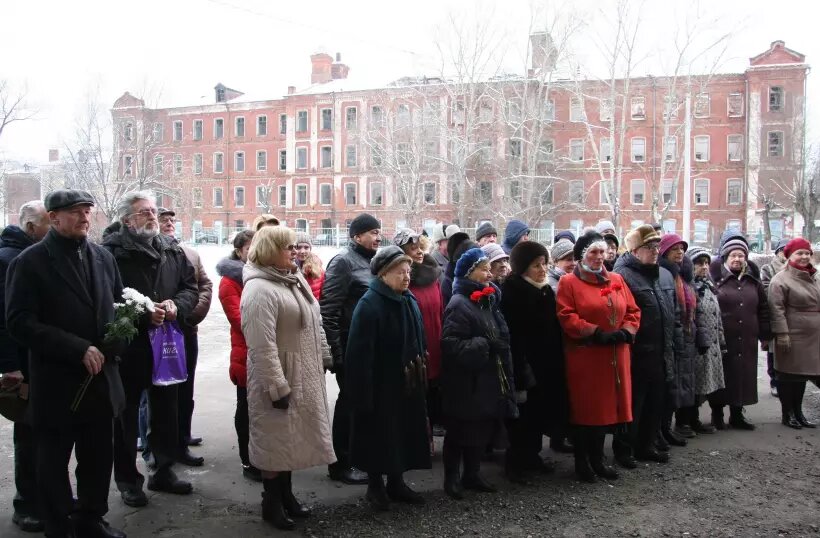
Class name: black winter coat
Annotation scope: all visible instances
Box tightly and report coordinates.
[320,242,375,370]
[103,229,198,384]
[345,277,431,474]
[0,226,35,378]
[500,274,568,437]
[441,260,456,306]
[6,230,125,427]
[659,256,697,408]
[441,278,516,422]
[614,253,681,384]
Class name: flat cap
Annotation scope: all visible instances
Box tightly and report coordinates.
[44,189,94,212]
[158,207,176,217]
[370,245,412,276]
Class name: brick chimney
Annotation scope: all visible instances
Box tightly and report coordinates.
[311,52,334,84]
[331,52,350,80]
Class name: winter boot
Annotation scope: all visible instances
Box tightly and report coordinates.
[365,474,390,511]
[588,432,618,480]
[462,446,496,492]
[572,431,597,483]
[443,443,465,500]
[711,406,727,430]
[262,477,295,530]
[386,474,424,505]
[280,472,310,518]
[729,406,755,430]
[794,382,816,428]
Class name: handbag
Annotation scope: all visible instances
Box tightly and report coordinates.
[149,321,188,386]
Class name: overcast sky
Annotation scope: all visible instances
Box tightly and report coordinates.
[2,0,819,163]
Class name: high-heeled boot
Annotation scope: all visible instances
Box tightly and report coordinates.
[261,476,295,530]
[794,381,816,428]
[280,471,310,518]
[588,430,618,480]
[779,382,802,429]
[573,430,596,483]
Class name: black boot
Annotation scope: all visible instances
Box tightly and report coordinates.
[779,382,802,429]
[462,446,496,492]
[729,406,755,430]
[443,441,464,500]
[794,382,816,428]
[386,474,424,505]
[262,477,295,530]
[661,426,687,447]
[691,406,716,434]
[573,431,596,483]
[365,474,390,511]
[673,409,696,438]
[588,431,618,480]
[280,471,310,518]
[549,436,574,454]
[711,406,727,430]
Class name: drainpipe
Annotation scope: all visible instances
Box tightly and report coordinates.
[650,76,657,222]
[744,78,750,236]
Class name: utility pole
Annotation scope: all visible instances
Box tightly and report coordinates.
[682,90,692,243]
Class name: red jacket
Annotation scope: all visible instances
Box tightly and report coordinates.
[216,258,248,387]
[409,256,444,380]
[306,273,325,301]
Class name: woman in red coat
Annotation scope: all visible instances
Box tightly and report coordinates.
[301,252,325,300]
[216,230,259,481]
[556,230,640,483]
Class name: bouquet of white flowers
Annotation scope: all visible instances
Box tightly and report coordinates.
[71,288,155,412]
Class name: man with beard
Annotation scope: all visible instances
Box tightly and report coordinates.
[104,192,198,508]
[320,214,382,485]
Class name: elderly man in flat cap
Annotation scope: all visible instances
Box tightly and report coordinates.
[7,189,127,538]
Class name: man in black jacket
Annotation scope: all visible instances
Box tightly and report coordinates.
[0,200,50,532]
[104,192,198,508]
[320,213,381,485]
[612,224,682,467]
[7,190,127,538]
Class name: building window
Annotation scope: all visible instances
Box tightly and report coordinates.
[569,180,584,204]
[320,146,333,168]
[599,181,612,205]
[279,114,287,134]
[296,184,307,206]
[256,185,267,207]
[570,219,584,235]
[662,220,676,235]
[371,106,384,126]
[727,93,743,117]
[631,179,645,205]
[694,93,710,118]
[193,119,203,141]
[215,118,224,139]
[631,137,646,163]
[346,107,358,130]
[569,139,584,162]
[234,151,245,173]
[538,140,553,163]
[694,178,709,205]
[235,117,245,137]
[123,155,133,175]
[451,100,465,126]
[450,183,461,205]
[346,145,357,167]
[479,101,493,123]
[665,136,677,162]
[727,135,743,161]
[726,219,742,231]
[426,140,441,165]
[769,86,784,112]
[193,153,203,175]
[213,187,224,208]
[694,135,710,161]
[424,182,436,204]
[397,143,411,166]
[344,183,357,205]
[124,123,133,141]
[507,100,522,123]
[235,186,245,207]
[663,95,679,120]
[693,220,709,243]
[477,181,492,204]
[509,180,522,202]
[631,96,646,120]
[371,145,384,167]
[321,108,332,130]
[154,154,164,178]
[294,219,307,232]
[397,104,410,126]
[599,98,613,122]
[279,150,287,171]
[257,115,267,136]
[570,98,584,122]
[768,131,784,157]
[296,147,307,169]
[173,154,182,175]
[661,179,676,205]
[543,99,555,121]
[319,183,331,205]
[278,185,287,207]
[727,178,742,205]
[192,188,202,208]
[152,122,163,142]
[509,139,522,159]
[172,121,182,141]
[213,152,224,173]
[370,182,383,206]
[256,150,267,171]
[296,110,308,132]
[599,137,612,162]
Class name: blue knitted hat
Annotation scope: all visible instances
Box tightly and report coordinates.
[455,247,489,278]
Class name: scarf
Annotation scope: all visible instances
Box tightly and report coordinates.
[573,263,610,286]
[674,274,697,332]
[247,263,316,329]
[788,260,817,275]
[523,275,549,289]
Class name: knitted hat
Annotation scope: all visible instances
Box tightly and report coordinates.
[502,220,530,254]
[447,232,471,261]
[719,229,748,251]
[510,241,549,275]
[295,232,312,246]
[784,238,812,259]
[370,245,411,276]
[550,239,575,262]
[455,247,489,279]
[658,233,688,257]
[774,237,790,254]
[573,230,606,261]
[475,222,498,242]
[349,213,381,238]
[392,228,420,247]
[603,233,619,250]
[625,224,662,251]
[554,230,576,244]
[686,246,712,264]
[595,220,616,235]
[720,238,749,258]
[481,243,509,264]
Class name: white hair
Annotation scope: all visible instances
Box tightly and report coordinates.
[18,200,47,228]
[117,191,155,222]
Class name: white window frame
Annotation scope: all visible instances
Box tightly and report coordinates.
[397,104,410,126]
[193,153,203,175]
[235,116,245,137]
[256,150,267,172]
[661,179,676,205]
[256,185,267,207]
[568,180,584,204]
[663,94,679,120]
[424,182,436,205]
[631,96,646,120]
[600,137,612,163]
[172,120,183,142]
[192,188,202,208]
[279,113,287,135]
[345,145,357,168]
[234,151,245,173]
[320,108,332,131]
[173,154,182,175]
[479,101,493,123]
[152,122,163,142]
[769,86,784,112]
[599,181,612,205]
[213,152,224,173]
[665,136,677,162]
[234,186,245,208]
[296,147,308,169]
[344,183,357,206]
[694,135,710,162]
[543,99,555,121]
[124,122,133,141]
[570,98,584,122]
[123,155,133,175]
[694,93,710,118]
[599,98,613,122]
[213,187,224,208]
[768,131,784,157]
[295,184,308,206]
[193,119,203,141]
[727,93,744,118]
[693,219,709,243]
[214,118,224,139]
[662,219,677,235]
[296,110,308,133]
[727,178,743,205]
[320,145,333,168]
[369,182,383,206]
[257,115,267,136]
[345,106,358,130]
[569,138,584,162]
[727,134,743,161]
[278,149,287,171]
[371,106,384,126]
[694,178,710,205]
[631,137,646,163]
[154,154,164,178]
[319,183,332,206]
[630,178,645,205]
[278,185,287,207]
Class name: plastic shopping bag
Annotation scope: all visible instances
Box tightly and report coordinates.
[149,321,188,386]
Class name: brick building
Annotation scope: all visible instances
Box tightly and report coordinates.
[111,39,808,246]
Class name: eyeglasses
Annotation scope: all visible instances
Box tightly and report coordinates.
[129,208,157,218]
[159,217,176,224]
[640,243,661,252]
[285,244,297,251]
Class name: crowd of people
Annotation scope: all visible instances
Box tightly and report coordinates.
[1,192,818,536]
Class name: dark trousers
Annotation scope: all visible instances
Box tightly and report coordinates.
[767,352,777,387]
[329,370,350,471]
[178,331,199,445]
[426,379,443,428]
[505,401,543,471]
[38,418,113,536]
[13,421,39,517]
[235,386,250,466]
[443,436,484,479]
[613,372,663,457]
[114,366,180,490]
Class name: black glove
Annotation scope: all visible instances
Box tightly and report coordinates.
[618,329,634,344]
[488,337,508,356]
[272,393,290,410]
[592,329,620,345]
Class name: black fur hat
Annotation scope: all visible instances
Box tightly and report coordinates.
[510,241,550,275]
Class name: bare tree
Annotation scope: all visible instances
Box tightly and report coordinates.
[0,80,35,142]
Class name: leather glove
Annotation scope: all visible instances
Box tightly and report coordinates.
[515,390,528,404]
[698,346,710,355]
[592,329,620,345]
[776,334,791,352]
[618,329,634,345]
[272,393,290,410]
[488,337,508,356]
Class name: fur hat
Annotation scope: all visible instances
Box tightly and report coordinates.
[550,239,574,262]
[658,233,688,257]
[603,233,619,250]
[447,232,471,261]
[784,238,812,259]
[554,230,576,244]
[720,238,749,258]
[475,222,498,242]
[455,247,489,279]
[595,220,616,235]
[370,245,411,276]
[625,224,662,251]
[774,237,790,254]
[573,230,606,261]
[510,241,549,275]
[686,246,712,264]
[349,213,381,238]
[481,243,509,264]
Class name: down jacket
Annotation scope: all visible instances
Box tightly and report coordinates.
[216,257,248,387]
[768,264,820,376]
[0,225,36,378]
[691,276,726,395]
[659,256,697,409]
[240,263,335,472]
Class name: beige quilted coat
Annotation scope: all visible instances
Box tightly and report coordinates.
[240,263,336,472]
[768,264,820,376]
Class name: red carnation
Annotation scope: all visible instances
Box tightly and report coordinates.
[482,287,495,296]
[611,283,623,292]
[470,291,483,302]
[600,286,612,297]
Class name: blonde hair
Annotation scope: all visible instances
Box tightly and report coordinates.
[248,226,296,266]
[418,234,431,254]
[302,252,324,279]
[251,213,280,231]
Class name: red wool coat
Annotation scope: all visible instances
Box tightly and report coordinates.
[409,256,444,380]
[556,268,641,426]
[218,274,249,387]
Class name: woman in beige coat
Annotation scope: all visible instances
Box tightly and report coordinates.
[240,226,335,530]
[768,238,820,430]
